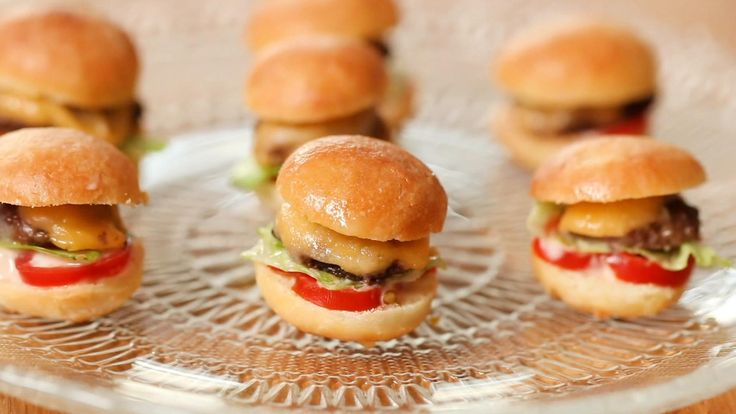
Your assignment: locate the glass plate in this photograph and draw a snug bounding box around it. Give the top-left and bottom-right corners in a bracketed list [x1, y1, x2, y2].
[0, 1, 735, 413]
[0, 125, 734, 414]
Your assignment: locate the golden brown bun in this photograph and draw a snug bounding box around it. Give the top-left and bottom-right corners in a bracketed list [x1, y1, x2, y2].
[0, 9, 138, 108]
[494, 16, 656, 108]
[532, 253, 683, 318]
[255, 263, 436, 343]
[491, 105, 607, 171]
[246, 0, 398, 51]
[0, 239, 144, 322]
[245, 37, 388, 123]
[277, 135, 447, 241]
[0, 128, 146, 207]
[531, 137, 706, 204]
[378, 71, 415, 132]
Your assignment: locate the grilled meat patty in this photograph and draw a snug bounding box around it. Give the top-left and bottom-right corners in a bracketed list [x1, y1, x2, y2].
[515, 95, 654, 135]
[0, 204, 50, 245]
[572, 196, 700, 252]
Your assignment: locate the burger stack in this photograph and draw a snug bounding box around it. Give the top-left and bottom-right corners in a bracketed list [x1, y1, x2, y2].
[245, 0, 414, 131]
[0, 3, 729, 350]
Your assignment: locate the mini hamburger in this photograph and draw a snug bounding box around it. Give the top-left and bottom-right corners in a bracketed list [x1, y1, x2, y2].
[492, 17, 657, 170]
[0, 9, 153, 154]
[0, 128, 146, 322]
[528, 137, 730, 318]
[234, 37, 389, 204]
[244, 135, 447, 343]
[244, 0, 413, 130]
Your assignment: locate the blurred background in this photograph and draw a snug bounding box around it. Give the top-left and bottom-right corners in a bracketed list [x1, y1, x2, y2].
[0, 0, 733, 179]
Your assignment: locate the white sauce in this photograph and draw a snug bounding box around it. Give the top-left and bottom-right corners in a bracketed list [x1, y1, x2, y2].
[538, 236, 607, 272]
[538, 237, 566, 260]
[29, 252, 82, 268]
[0, 248, 85, 285]
[0, 248, 21, 284]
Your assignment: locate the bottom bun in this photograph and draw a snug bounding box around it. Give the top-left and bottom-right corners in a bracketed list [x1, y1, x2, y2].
[255, 262, 437, 343]
[492, 105, 601, 171]
[532, 253, 685, 318]
[0, 239, 144, 322]
[378, 71, 414, 132]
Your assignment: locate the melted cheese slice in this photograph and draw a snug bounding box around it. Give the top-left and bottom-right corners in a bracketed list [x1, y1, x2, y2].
[276, 203, 429, 275]
[559, 197, 665, 238]
[19, 205, 127, 251]
[0, 93, 136, 146]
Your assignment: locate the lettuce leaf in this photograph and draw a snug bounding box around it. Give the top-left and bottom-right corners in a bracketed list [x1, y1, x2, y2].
[554, 233, 732, 271]
[231, 157, 280, 192]
[387, 68, 409, 99]
[122, 135, 167, 162]
[529, 202, 732, 270]
[526, 202, 564, 235]
[629, 242, 732, 270]
[242, 226, 442, 290]
[0, 241, 101, 262]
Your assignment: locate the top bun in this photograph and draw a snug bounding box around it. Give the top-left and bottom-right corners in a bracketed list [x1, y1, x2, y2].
[246, 0, 398, 51]
[277, 135, 447, 241]
[245, 37, 388, 123]
[0, 9, 138, 108]
[0, 128, 146, 207]
[531, 136, 706, 204]
[494, 16, 656, 108]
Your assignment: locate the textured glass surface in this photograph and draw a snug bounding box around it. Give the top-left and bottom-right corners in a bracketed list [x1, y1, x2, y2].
[0, 1, 734, 413]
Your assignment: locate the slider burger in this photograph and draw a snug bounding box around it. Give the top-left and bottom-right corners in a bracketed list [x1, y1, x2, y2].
[492, 17, 657, 170]
[0, 128, 146, 322]
[234, 37, 389, 203]
[0, 9, 148, 152]
[528, 137, 730, 318]
[244, 135, 448, 343]
[245, 0, 413, 130]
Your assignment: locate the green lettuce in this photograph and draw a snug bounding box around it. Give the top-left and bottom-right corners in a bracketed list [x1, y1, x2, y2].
[526, 202, 564, 235]
[242, 226, 443, 290]
[231, 157, 280, 191]
[122, 135, 167, 162]
[0, 241, 101, 263]
[556, 233, 731, 270]
[528, 202, 732, 271]
[629, 242, 732, 270]
[387, 68, 409, 99]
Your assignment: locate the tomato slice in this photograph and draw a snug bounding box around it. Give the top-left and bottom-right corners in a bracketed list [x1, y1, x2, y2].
[533, 237, 694, 287]
[606, 253, 694, 287]
[16, 245, 132, 288]
[532, 238, 595, 270]
[269, 266, 383, 312]
[597, 113, 648, 135]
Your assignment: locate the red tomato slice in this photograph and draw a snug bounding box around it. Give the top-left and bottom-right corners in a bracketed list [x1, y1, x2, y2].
[269, 266, 382, 312]
[533, 238, 595, 270]
[16, 245, 132, 288]
[598, 113, 648, 135]
[606, 253, 694, 287]
[533, 237, 694, 287]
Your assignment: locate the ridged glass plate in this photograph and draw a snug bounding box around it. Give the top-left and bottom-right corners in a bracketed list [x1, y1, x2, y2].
[0, 1, 735, 413]
[0, 125, 734, 414]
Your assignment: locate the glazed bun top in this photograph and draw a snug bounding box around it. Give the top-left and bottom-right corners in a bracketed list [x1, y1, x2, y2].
[494, 16, 656, 108]
[0, 9, 139, 108]
[245, 37, 388, 123]
[277, 135, 447, 242]
[245, 0, 398, 52]
[531, 136, 706, 204]
[0, 128, 146, 207]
